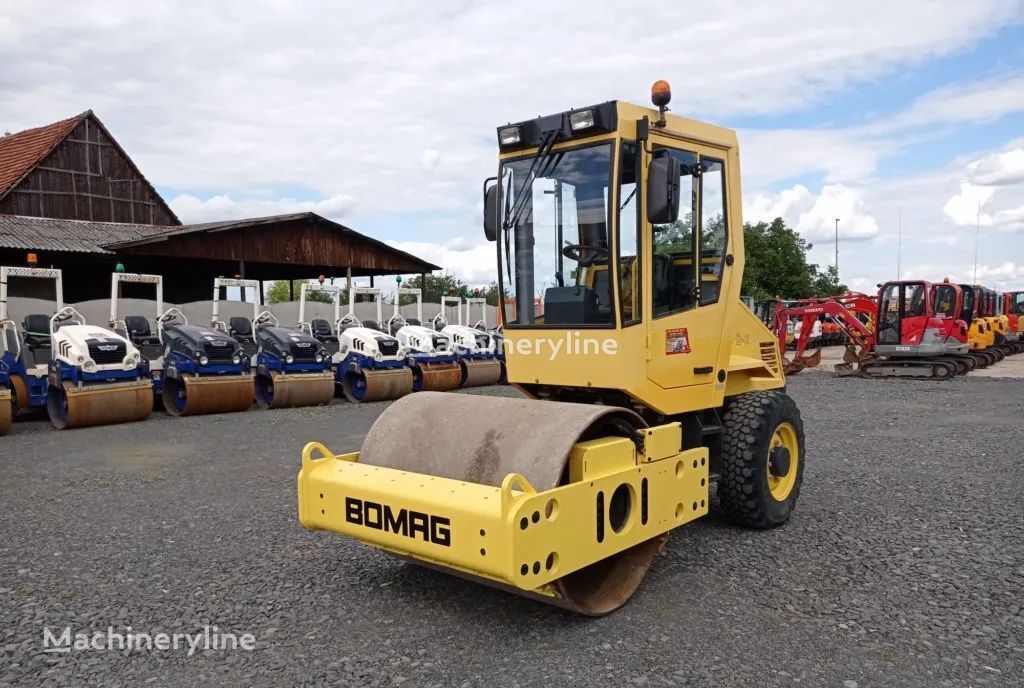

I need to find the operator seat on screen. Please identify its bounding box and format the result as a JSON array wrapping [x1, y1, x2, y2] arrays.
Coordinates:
[[22, 314, 53, 367], [125, 316, 162, 347], [228, 317, 258, 356]]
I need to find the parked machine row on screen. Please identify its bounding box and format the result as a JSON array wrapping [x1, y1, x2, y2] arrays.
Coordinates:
[[771, 279, 1024, 379], [0, 269, 507, 433]]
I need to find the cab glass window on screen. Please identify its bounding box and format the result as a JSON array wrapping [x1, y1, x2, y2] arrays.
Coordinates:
[[932, 284, 957, 317], [699, 159, 727, 305], [618, 142, 640, 325], [651, 147, 698, 317]]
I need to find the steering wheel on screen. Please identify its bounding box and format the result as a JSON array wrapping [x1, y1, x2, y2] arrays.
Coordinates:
[[561, 244, 608, 264]]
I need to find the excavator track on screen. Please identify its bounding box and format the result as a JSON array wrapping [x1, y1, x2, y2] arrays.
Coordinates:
[[255, 370, 335, 410], [162, 374, 254, 416], [47, 379, 153, 430], [857, 358, 957, 380], [302, 392, 695, 615]]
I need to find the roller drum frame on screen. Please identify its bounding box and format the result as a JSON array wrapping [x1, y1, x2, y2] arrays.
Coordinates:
[[342, 367, 414, 403], [412, 361, 463, 393], [162, 373, 254, 417], [46, 379, 153, 430], [459, 358, 503, 388], [300, 392, 706, 615], [0, 388, 11, 436], [255, 370, 335, 410]]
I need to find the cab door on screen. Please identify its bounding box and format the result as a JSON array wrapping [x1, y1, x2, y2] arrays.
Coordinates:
[[643, 135, 735, 389]]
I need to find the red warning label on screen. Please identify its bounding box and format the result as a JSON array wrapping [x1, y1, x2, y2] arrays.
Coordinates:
[[665, 328, 691, 355]]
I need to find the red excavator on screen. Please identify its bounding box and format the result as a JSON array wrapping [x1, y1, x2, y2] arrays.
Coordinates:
[[1003, 291, 1024, 353], [776, 280, 974, 379]]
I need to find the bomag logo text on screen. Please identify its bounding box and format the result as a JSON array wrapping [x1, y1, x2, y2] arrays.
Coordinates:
[[344, 497, 451, 547]]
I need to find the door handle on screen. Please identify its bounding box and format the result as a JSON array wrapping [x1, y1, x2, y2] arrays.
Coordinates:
[[693, 366, 714, 375]]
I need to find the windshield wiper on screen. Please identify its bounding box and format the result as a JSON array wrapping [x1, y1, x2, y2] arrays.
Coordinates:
[[502, 129, 561, 233]]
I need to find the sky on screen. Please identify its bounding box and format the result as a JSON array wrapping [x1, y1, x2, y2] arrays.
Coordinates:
[[1, 0, 1023, 293]]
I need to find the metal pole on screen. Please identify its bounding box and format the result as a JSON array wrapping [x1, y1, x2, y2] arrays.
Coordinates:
[[897, 209, 902, 279], [974, 201, 980, 285], [834, 218, 840, 275]]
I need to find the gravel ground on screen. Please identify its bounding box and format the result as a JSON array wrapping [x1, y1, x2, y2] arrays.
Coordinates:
[[1, 375, 1023, 687]]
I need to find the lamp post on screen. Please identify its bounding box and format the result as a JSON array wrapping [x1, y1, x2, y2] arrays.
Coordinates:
[[834, 218, 840, 277]]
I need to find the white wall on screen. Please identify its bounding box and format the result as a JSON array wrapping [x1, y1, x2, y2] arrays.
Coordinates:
[[1, 297, 499, 333]]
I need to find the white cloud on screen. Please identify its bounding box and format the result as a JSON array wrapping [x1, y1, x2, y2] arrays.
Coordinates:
[[942, 182, 995, 225], [384, 239, 497, 286], [169, 192, 357, 223], [0, 0, 1020, 222], [746, 183, 880, 242], [967, 147, 1024, 186]]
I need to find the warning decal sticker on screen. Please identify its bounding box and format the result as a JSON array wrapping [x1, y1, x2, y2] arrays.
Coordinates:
[[665, 328, 691, 355]]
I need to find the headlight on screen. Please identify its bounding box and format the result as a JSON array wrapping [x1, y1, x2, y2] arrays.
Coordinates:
[[195, 350, 203, 359], [315, 353, 324, 363], [232, 353, 242, 365], [498, 125, 521, 146], [83, 359, 96, 373], [76, 354, 85, 364], [569, 109, 595, 131], [199, 355, 209, 366], [285, 354, 295, 364], [374, 351, 383, 362]]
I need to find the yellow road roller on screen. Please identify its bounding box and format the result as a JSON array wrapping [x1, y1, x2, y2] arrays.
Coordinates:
[[298, 82, 805, 614]]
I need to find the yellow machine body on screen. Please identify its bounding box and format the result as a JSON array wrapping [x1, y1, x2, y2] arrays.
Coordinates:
[[299, 422, 707, 596], [298, 95, 804, 614], [500, 102, 782, 415]]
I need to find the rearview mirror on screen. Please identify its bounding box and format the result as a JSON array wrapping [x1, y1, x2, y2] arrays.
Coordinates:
[[646, 156, 681, 225], [483, 180, 499, 241]]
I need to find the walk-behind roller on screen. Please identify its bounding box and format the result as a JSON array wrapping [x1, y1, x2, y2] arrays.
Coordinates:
[[300, 84, 807, 614], [161, 323, 253, 416], [251, 311, 334, 409], [388, 288, 462, 392]]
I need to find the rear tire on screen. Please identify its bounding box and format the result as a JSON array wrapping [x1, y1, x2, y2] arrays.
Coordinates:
[[719, 390, 805, 529]]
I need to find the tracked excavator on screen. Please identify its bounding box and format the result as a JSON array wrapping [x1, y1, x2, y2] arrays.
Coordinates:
[[298, 83, 806, 615], [959, 284, 1002, 367], [1003, 291, 1024, 352]]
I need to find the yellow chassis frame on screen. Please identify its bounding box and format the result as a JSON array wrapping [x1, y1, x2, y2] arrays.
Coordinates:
[[298, 423, 708, 595]]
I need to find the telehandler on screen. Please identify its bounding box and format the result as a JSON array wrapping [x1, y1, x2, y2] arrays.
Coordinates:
[[298, 83, 805, 614]]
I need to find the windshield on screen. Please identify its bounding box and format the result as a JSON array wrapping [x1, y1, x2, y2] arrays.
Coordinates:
[[960, 286, 975, 321], [1014, 293, 1024, 315], [499, 143, 614, 326]]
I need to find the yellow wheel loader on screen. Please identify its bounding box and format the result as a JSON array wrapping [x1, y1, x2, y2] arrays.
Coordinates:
[[298, 82, 806, 615]]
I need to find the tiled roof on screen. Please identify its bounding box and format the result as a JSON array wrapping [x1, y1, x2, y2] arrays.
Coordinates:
[[0, 112, 89, 196]]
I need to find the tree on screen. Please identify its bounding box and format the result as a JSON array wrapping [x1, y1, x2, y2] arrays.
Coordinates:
[[403, 272, 470, 303], [265, 279, 340, 304], [741, 217, 846, 299]]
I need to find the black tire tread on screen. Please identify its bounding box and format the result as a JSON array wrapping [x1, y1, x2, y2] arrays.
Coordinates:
[[719, 390, 805, 529]]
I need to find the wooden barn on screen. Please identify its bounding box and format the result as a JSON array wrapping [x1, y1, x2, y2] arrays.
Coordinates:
[[0, 111, 439, 301]]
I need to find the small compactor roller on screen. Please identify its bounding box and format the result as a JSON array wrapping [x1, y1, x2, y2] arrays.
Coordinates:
[[0, 359, 11, 436], [387, 288, 462, 392], [437, 296, 503, 388], [299, 84, 807, 614], [1, 266, 152, 430], [251, 310, 335, 409], [335, 287, 413, 402]]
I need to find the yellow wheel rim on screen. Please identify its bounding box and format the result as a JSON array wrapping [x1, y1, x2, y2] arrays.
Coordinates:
[[767, 422, 799, 501]]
